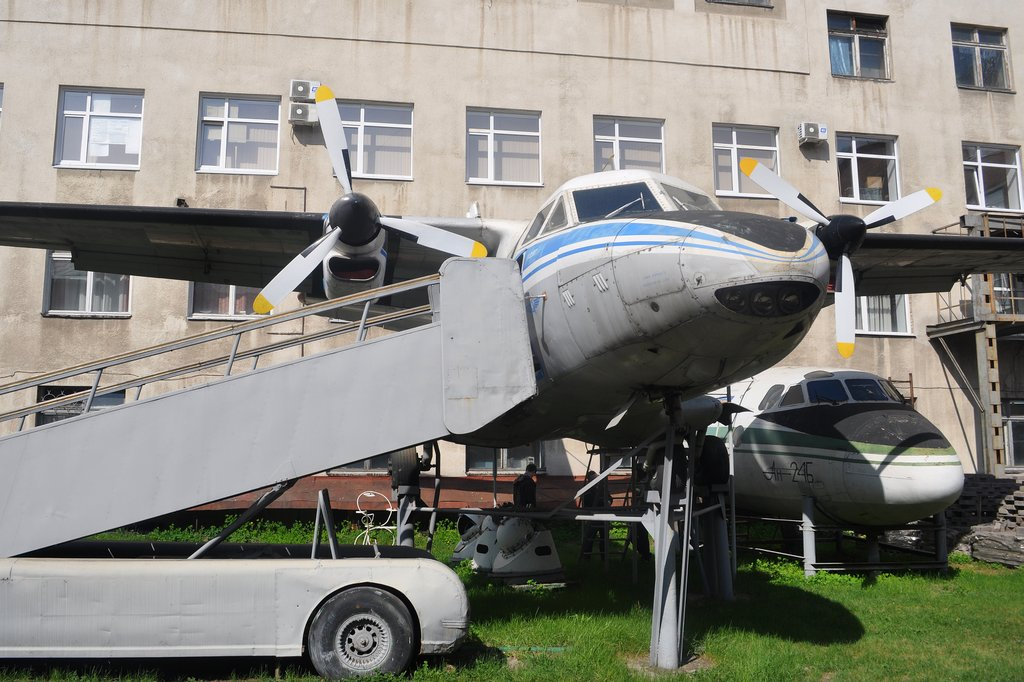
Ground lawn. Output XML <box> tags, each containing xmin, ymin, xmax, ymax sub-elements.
<box><xmin>1</xmin><ymin>520</ymin><xmax>1021</xmax><ymax>681</ymax></box>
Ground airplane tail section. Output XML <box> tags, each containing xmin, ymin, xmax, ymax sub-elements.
<box><xmin>0</xmin><ymin>258</ymin><xmax>536</xmax><ymax>558</ymax></box>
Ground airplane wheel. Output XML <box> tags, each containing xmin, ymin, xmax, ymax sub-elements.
<box><xmin>307</xmin><ymin>587</ymin><xmax>415</xmax><ymax>678</ymax></box>
<box><xmin>696</xmin><ymin>436</ymin><xmax>730</xmax><ymax>486</ymax></box>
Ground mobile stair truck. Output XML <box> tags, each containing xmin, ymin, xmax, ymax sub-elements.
<box><xmin>0</xmin><ymin>258</ymin><xmax>536</xmax><ymax>678</ymax></box>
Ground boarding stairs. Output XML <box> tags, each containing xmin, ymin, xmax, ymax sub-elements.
<box><xmin>0</xmin><ymin>258</ymin><xmax>536</xmax><ymax>558</ymax></box>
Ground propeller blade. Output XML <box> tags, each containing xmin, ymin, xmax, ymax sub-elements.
<box><xmin>835</xmin><ymin>253</ymin><xmax>856</xmax><ymax>358</ymax></box>
<box><xmin>863</xmin><ymin>188</ymin><xmax>942</xmax><ymax>228</ymax></box>
<box><xmin>253</xmin><ymin>227</ymin><xmax>341</xmax><ymax>314</ymax></box>
<box><xmin>605</xmin><ymin>392</ymin><xmax>639</xmax><ymax>430</ymax></box>
<box><xmin>314</xmin><ymin>85</ymin><xmax>353</xmax><ymax>194</ymax></box>
<box><xmin>739</xmin><ymin>158</ymin><xmax>830</xmax><ymax>225</ymax></box>
<box><xmin>381</xmin><ymin>216</ymin><xmax>487</xmax><ymax>257</ymax></box>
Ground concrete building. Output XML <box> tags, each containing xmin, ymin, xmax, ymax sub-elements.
<box><xmin>1</xmin><ymin>1</ymin><xmax>1022</xmax><ymax>509</ymax></box>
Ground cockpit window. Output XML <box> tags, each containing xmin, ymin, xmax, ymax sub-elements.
<box><xmin>539</xmin><ymin>197</ymin><xmax>569</xmax><ymax>237</ymax></box>
<box><xmin>524</xmin><ymin>200</ymin><xmax>554</xmax><ymax>243</ymax></box>
<box><xmin>573</xmin><ymin>182</ymin><xmax>659</xmax><ymax>223</ymax></box>
<box><xmin>846</xmin><ymin>378</ymin><xmax>891</xmax><ymax>402</ymax></box>
<box><xmin>758</xmin><ymin>384</ymin><xmax>785</xmax><ymax>411</ymax></box>
<box><xmin>779</xmin><ymin>384</ymin><xmax>805</xmax><ymax>407</ymax></box>
<box><xmin>881</xmin><ymin>379</ymin><xmax>907</xmax><ymax>403</ymax></box>
<box><xmin>806</xmin><ymin>379</ymin><xmax>848</xmax><ymax>405</ymax></box>
<box><xmin>663</xmin><ymin>184</ymin><xmax>718</xmax><ymax>211</ymax></box>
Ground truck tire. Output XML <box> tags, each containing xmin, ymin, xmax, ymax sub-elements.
<box><xmin>307</xmin><ymin>587</ymin><xmax>416</xmax><ymax>678</ymax></box>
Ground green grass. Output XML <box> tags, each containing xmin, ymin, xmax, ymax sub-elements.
<box><xmin>2</xmin><ymin>521</ymin><xmax>1022</xmax><ymax>681</ymax></box>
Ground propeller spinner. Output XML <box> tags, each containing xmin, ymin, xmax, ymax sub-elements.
<box><xmin>739</xmin><ymin>158</ymin><xmax>941</xmax><ymax>358</ymax></box>
<box><xmin>253</xmin><ymin>85</ymin><xmax>487</xmax><ymax>314</ymax></box>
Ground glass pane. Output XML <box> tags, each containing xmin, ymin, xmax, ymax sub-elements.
<box><xmin>982</xmin><ymin>165</ymin><xmax>1020</xmax><ymax>209</ymax></box>
<box><xmin>224</xmin><ymin>121</ymin><xmax>277</xmax><ymax>170</ymax></box>
<box><xmin>494</xmin><ymin>133</ymin><xmax>539</xmax><ymax>183</ymax></box>
<box><xmin>87</xmin><ymin>117</ymin><xmax>141</xmax><ymax>165</ymax></box>
<box><xmin>619</xmin><ymin>140</ymin><xmax>662</xmax><ymax>171</ymax></box>
<box><xmin>466</xmin><ymin>445</ymin><xmax>496</xmax><ymax>470</ymax></box>
<box><xmin>978</xmin><ymin>29</ymin><xmax>1004</xmax><ymax>45</ymax></box>
<box><xmin>859</xmin><ymin>38</ymin><xmax>886</xmax><ymax>78</ymax></box>
<box><xmin>363</xmin><ymin>125</ymin><xmax>412</xmax><ymax>176</ymax></box>
<box><xmin>594</xmin><ymin>139</ymin><xmax>614</xmax><ymax>172</ymax></box>
<box><xmin>858</xmin><ymin>157</ymin><xmax>895</xmax><ymax>201</ymax></box>
<box><xmin>829</xmin><ymin>35</ymin><xmax>855</xmax><ymax>76</ymax></box>
<box><xmin>202</xmin><ymin>97</ymin><xmax>226</xmax><ymax>118</ymax></box>
<box><xmin>951</xmin><ymin>26</ymin><xmax>974</xmax><ymax>42</ymax></box>
<box><xmin>1011</xmin><ymin>422</ymin><xmax>1024</xmax><ymax>467</ymax></box>
<box><xmin>234</xmin><ymin>286</ymin><xmax>259</xmax><ymax>315</ymax></box>
<box><xmin>60</xmin><ymin>116</ymin><xmax>84</xmax><ymax>162</ymax></box>
<box><xmin>340</xmin><ymin>104</ymin><xmax>361</xmax><ymax>122</ymax></box>
<box><xmin>952</xmin><ymin>46</ymin><xmax>978</xmax><ymax>86</ymax></box>
<box><xmin>856</xmin><ymin>15</ymin><xmax>886</xmax><ymax>32</ymax></box>
<box><xmin>573</xmin><ymin>182</ymin><xmax>657</xmax><ymax>223</ymax></box>
<box><xmin>618</xmin><ymin>120</ymin><xmax>661</xmax><ymax>141</ymax></box>
<box><xmin>505</xmin><ymin>444</ymin><xmax>536</xmax><ymax>471</ymax></box>
<box><xmin>980</xmin><ymin>147</ymin><xmax>1015</xmax><ymax>165</ymax></box>
<box><xmin>827</xmin><ymin>14</ymin><xmax>851</xmax><ymax>31</ymax></box>
<box><xmin>48</xmin><ymin>259</ymin><xmax>87</xmax><ymax>312</ymax></box>
<box><xmin>63</xmin><ymin>91</ymin><xmax>88</xmax><ymax>112</ymax></box>
<box><xmin>192</xmin><ymin>282</ymin><xmax>230</xmax><ymax>314</ymax></box>
<box><xmin>229</xmin><ymin>99</ymin><xmax>278</xmax><ymax>121</ymax></box>
<box><xmin>836</xmin><ymin>135</ymin><xmax>853</xmax><ymax>154</ymax></box>
<box><xmin>980</xmin><ymin>49</ymin><xmax>1008</xmax><ymax>89</ymax></box>
<box><xmin>713</xmin><ymin>148</ymin><xmax>734</xmax><ymax>192</ymax></box>
<box><xmin>964</xmin><ymin>167</ymin><xmax>981</xmax><ymax>206</ymax></box>
<box><xmin>541</xmin><ymin>199</ymin><xmax>567</xmax><ymax>235</ymax></box>
<box><xmin>466</xmin><ymin>133</ymin><xmax>488</xmax><ymax>180</ymax></box>
<box><xmin>711</xmin><ymin>125</ymin><xmax>733</xmax><ymax>145</ymax></box>
<box><xmin>364</xmin><ymin>105</ymin><xmax>411</xmax><ymax>126</ymax></box>
<box><xmin>846</xmin><ymin>378</ymin><xmax>888</xmax><ymax>401</ymax></box>
<box><xmin>807</xmin><ymin>380</ymin><xmax>848</xmax><ymax>404</ymax></box>
<box><xmin>737</xmin><ymin>148</ymin><xmax>775</xmax><ymax>194</ymax></box>
<box><xmin>108</xmin><ymin>93</ymin><xmax>142</xmax><ymax>115</ymax></box>
<box><xmin>838</xmin><ymin>157</ymin><xmax>855</xmax><ymax>198</ymax></box>
<box><xmin>864</xmin><ymin>294</ymin><xmax>907</xmax><ymax>332</ymax></box>
<box><xmin>199</xmin><ymin>123</ymin><xmax>223</xmax><ymax>167</ymax></box>
<box><xmin>857</xmin><ymin>138</ymin><xmax>893</xmax><ymax>156</ymax></box>
<box><xmin>493</xmin><ymin>113</ymin><xmax>539</xmax><ymax>133</ymax></box>
<box><xmin>466</xmin><ymin>110</ymin><xmax>490</xmax><ymax>131</ymax></box>
<box><xmin>593</xmin><ymin>118</ymin><xmax>615</xmax><ymax>137</ymax></box>
<box><xmin>735</xmin><ymin>128</ymin><xmax>775</xmax><ymax>148</ymax></box>
<box><xmin>90</xmin><ymin>272</ymin><xmax>129</xmax><ymax>313</ymax></box>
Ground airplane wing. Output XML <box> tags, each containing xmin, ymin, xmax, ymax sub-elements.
<box><xmin>850</xmin><ymin>232</ymin><xmax>1024</xmax><ymax>296</ymax></box>
<box><xmin>0</xmin><ymin>202</ymin><xmax>524</xmax><ymax>296</ymax></box>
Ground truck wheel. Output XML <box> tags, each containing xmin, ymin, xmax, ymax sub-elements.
<box><xmin>307</xmin><ymin>587</ymin><xmax>415</xmax><ymax>678</ymax></box>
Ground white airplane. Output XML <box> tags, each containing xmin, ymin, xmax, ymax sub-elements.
<box><xmin>713</xmin><ymin>367</ymin><xmax>964</xmax><ymax>528</ymax></box>
<box><xmin>3</xmin><ymin>84</ymin><xmax>1024</xmax><ymax>452</ymax></box>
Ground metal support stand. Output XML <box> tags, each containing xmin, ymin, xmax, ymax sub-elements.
<box><xmin>312</xmin><ymin>488</ymin><xmax>342</xmax><ymax>559</ymax></box>
<box><xmin>802</xmin><ymin>496</ymin><xmax>817</xmax><ymax>577</ymax></box>
<box><xmin>189</xmin><ymin>480</ymin><xmax>295</xmax><ymax>559</ymax></box>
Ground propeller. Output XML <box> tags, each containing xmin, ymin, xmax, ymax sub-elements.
<box><xmin>253</xmin><ymin>85</ymin><xmax>487</xmax><ymax>313</ymax></box>
<box><xmin>739</xmin><ymin>158</ymin><xmax>941</xmax><ymax>358</ymax></box>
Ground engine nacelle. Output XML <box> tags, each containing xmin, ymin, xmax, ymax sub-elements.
<box><xmin>321</xmin><ymin>228</ymin><xmax>387</xmax><ymax>300</ymax></box>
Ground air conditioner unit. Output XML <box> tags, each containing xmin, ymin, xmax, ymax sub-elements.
<box><xmin>289</xmin><ymin>79</ymin><xmax>320</xmax><ymax>101</ymax></box>
<box><xmin>288</xmin><ymin>102</ymin><xmax>319</xmax><ymax>126</ymax></box>
<box><xmin>797</xmin><ymin>122</ymin><xmax>828</xmax><ymax>145</ymax></box>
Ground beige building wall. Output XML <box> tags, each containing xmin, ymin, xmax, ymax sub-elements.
<box><xmin>1</xmin><ymin>1</ymin><xmax>1022</xmax><ymax>477</ymax></box>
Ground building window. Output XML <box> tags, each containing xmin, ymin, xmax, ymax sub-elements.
<box><xmin>593</xmin><ymin>117</ymin><xmax>664</xmax><ymax>172</ymax></box>
<box><xmin>706</xmin><ymin>0</ymin><xmax>772</xmax><ymax>6</ymax></box>
<box><xmin>36</xmin><ymin>386</ymin><xmax>125</xmax><ymax>427</ymax></box>
<box><xmin>837</xmin><ymin>134</ymin><xmax>898</xmax><ymax>203</ymax></box>
<box><xmin>827</xmin><ymin>12</ymin><xmax>888</xmax><ymax>80</ymax></box>
<box><xmin>855</xmin><ymin>294</ymin><xmax>909</xmax><ymax>335</ymax></box>
<box><xmin>44</xmin><ymin>251</ymin><xmax>130</xmax><ymax>316</ymax></box>
<box><xmin>0</xmin><ymin>84</ymin><xmax>4</xmax><ymax>127</ymax></box>
<box><xmin>1002</xmin><ymin>401</ymin><xmax>1024</xmax><ymax>468</ymax></box>
<box><xmin>339</xmin><ymin>102</ymin><xmax>413</xmax><ymax>180</ymax></box>
<box><xmin>55</xmin><ymin>88</ymin><xmax>143</xmax><ymax>169</ymax></box>
<box><xmin>963</xmin><ymin>144</ymin><xmax>1022</xmax><ymax>211</ymax></box>
<box><xmin>336</xmin><ymin>452</ymin><xmax>393</xmax><ymax>472</ymax></box>
<box><xmin>952</xmin><ymin>25</ymin><xmax>1011</xmax><ymax>91</ymax></box>
<box><xmin>466</xmin><ymin>109</ymin><xmax>541</xmax><ymax>185</ymax></box>
<box><xmin>466</xmin><ymin>442</ymin><xmax>546</xmax><ymax>472</ymax></box>
<box><xmin>712</xmin><ymin>124</ymin><xmax>778</xmax><ymax>196</ymax></box>
<box><xmin>189</xmin><ymin>283</ymin><xmax>263</xmax><ymax>319</ymax></box>
<box><xmin>197</xmin><ymin>95</ymin><xmax>280</xmax><ymax>173</ymax></box>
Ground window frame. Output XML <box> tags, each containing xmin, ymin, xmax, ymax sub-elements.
<box><xmin>712</xmin><ymin>124</ymin><xmax>780</xmax><ymax>198</ymax></box>
<box><xmin>854</xmin><ymin>294</ymin><xmax>912</xmax><ymax>337</ymax></box>
<box><xmin>43</xmin><ymin>250</ymin><xmax>132</xmax><ymax>318</ymax></box>
<box><xmin>466</xmin><ymin>442</ymin><xmax>546</xmax><ymax>474</ymax></box>
<box><xmin>836</xmin><ymin>133</ymin><xmax>900</xmax><ymax>205</ymax></box>
<box><xmin>951</xmin><ymin>24</ymin><xmax>1013</xmax><ymax>92</ymax></box>
<box><xmin>188</xmin><ymin>282</ymin><xmax>265</xmax><ymax>321</ymax></box>
<box><xmin>962</xmin><ymin>143</ymin><xmax>1023</xmax><ymax>212</ymax></box>
<box><xmin>466</xmin><ymin>108</ymin><xmax>542</xmax><ymax>187</ymax></box>
<box><xmin>339</xmin><ymin>100</ymin><xmax>414</xmax><ymax>181</ymax></box>
<box><xmin>593</xmin><ymin>116</ymin><xmax>665</xmax><ymax>173</ymax></box>
<box><xmin>54</xmin><ymin>87</ymin><xmax>144</xmax><ymax>170</ymax></box>
<box><xmin>196</xmin><ymin>94</ymin><xmax>281</xmax><ymax>175</ymax></box>
<box><xmin>827</xmin><ymin>11</ymin><xmax>890</xmax><ymax>81</ymax></box>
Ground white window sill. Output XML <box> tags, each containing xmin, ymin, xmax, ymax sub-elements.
<box><xmin>467</xmin><ymin>179</ymin><xmax>544</xmax><ymax>188</ymax></box>
<box><xmin>196</xmin><ymin>168</ymin><xmax>278</xmax><ymax>176</ymax></box>
<box><xmin>188</xmin><ymin>314</ymin><xmax>263</xmax><ymax>322</ymax></box>
<box><xmin>323</xmin><ymin>470</ymin><xmax>390</xmax><ymax>476</ymax></box>
<box><xmin>956</xmin><ymin>85</ymin><xmax>1016</xmax><ymax>95</ymax></box>
<box><xmin>840</xmin><ymin>197</ymin><xmax>891</xmax><ymax>206</ymax></box>
<box><xmin>465</xmin><ymin>469</ymin><xmax>546</xmax><ymax>476</ymax></box>
<box><xmin>54</xmin><ymin>163</ymin><xmax>140</xmax><ymax>171</ymax></box>
<box><xmin>854</xmin><ymin>331</ymin><xmax>914</xmax><ymax>338</ymax></box>
<box><xmin>715</xmin><ymin>191</ymin><xmax>776</xmax><ymax>199</ymax></box>
<box><xmin>352</xmin><ymin>173</ymin><xmax>414</xmax><ymax>182</ymax></box>
<box><xmin>43</xmin><ymin>312</ymin><xmax>132</xmax><ymax>319</ymax></box>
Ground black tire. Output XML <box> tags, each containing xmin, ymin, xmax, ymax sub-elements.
<box><xmin>307</xmin><ymin>587</ymin><xmax>416</xmax><ymax>679</ymax></box>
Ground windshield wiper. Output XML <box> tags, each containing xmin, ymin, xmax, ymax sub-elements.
<box><xmin>604</xmin><ymin>195</ymin><xmax>645</xmax><ymax>219</ymax></box>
